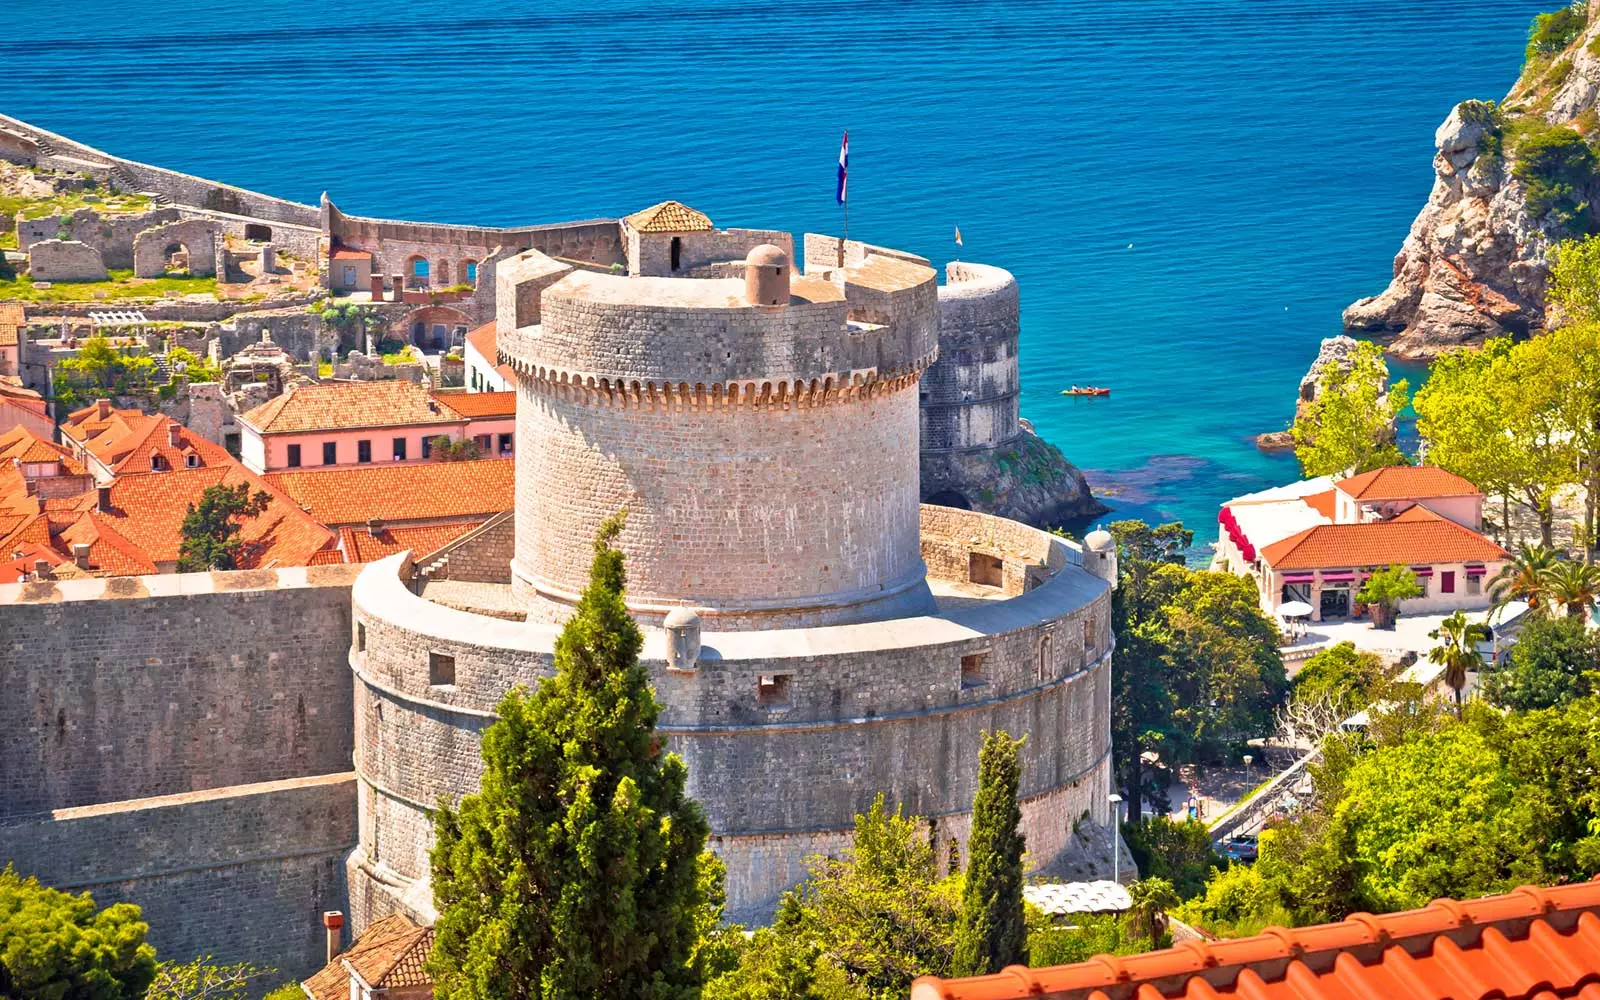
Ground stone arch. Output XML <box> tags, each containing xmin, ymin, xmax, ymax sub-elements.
<box><xmin>399</xmin><ymin>305</ymin><xmax>473</xmax><ymax>351</ymax></box>
<box><xmin>133</xmin><ymin>218</ymin><xmax>221</xmax><ymax>278</ymax></box>
<box><xmin>406</xmin><ymin>254</ymin><xmax>429</xmax><ymax>288</ymax></box>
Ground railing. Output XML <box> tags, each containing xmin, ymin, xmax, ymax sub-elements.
<box><xmin>1206</xmin><ymin>748</ymin><xmax>1319</xmax><ymax>845</ymax></box>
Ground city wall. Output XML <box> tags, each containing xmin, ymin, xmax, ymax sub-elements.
<box><xmin>0</xmin><ymin>773</ymin><xmax>356</xmax><ymax>981</ymax></box>
<box><xmin>0</xmin><ymin>566</ymin><xmax>360</xmax><ymax>817</ymax></box>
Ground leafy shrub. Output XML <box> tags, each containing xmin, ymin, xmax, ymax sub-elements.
<box><xmin>1120</xmin><ymin>817</ymin><xmax>1225</xmax><ymax>901</ymax></box>
<box><xmin>1511</xmin><ymin>119</ymin><xmax>1597</xmax><ymax>230</ymax></box>
<box><xmin>1527</xmin><ymin>3</ymin><xmax>1588</xmax><ymax>62</ymax></box>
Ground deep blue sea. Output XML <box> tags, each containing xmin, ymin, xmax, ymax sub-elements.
<box><xmin>10</xmin><ymin>0</ymin><xmax>1544</xmax><ymax>541</ymax></box>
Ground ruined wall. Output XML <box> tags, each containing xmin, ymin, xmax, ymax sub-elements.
<box><xmin>27</xmin><ymin>239</ymin><xmax>107</xmax><ymax>281</ymax></box>
<box><xmin>0</xmin><ymin>774</ymin><xmax>355</xmax><ymax>981</ymax></box>
<box><xmin>177</xmin><ymin>206</ymin><xmax>321</xmax><ymax>261</ymax></box>
<box><xmin>133</xmin><ymin>218</ymin><xmax>222</xmax><ymax>277</ymax></box>
<box><xmin>0</xmin><ymin>567</ymin><xmax>360</xmax><ymax>817</ymax></box>
<box><xmin>629</xmin><ymin>227</ymin><xmax>794</xmax><ymax>277</ymax></box>
<box><xmin>15</xmin><ymin>206</ymin><xmax>179</xmax><ymax>268</ymax></box>
<box><xmin>425</xmin><ymin>511</ymin><xmax>514</xmax><ymax>583</ymax></box>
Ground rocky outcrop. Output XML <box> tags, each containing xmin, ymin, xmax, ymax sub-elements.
<box><xmin>1344</xmin><ymin>4</ymin><xmax>1600</xmax><ymax>358</ymax></box>
<box><xmin>1259</xmin><ymin>336</ymin><xmax>1394</xmax><ymax>451</ymax></box>
<box><xmin>921</xmin><ymin>421</ymin><xmax>1107</xmax><ymax>528</ymax></box>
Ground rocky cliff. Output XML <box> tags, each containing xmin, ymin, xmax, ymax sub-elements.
<box><xmin>1345</xmin><ymin>1</ymin><xmax>1600</xmax><ymax>358</ymax></box>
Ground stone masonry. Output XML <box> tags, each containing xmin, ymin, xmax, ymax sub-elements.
<box><xmin>26</xmin><ymin>239</ymin><xmax>108</xmax><ymax>281</ymax></box>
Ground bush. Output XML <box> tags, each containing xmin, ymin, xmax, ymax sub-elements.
<box><xmin>1120</xmin><ymin>817</ymin><xmax>1225</xmax><ymax>901</ymax></box>
<box><xmin>1527</xmin><ymin>3</ymin><xmax>1588</xmax><ymax>62</ymax></box>
<box><xmin>1511</xmin><ymin>119</ymin><xmax>1597</xmax><ymax>231</ymax></box>
<box><xmin>1026</xmin><ymin>913</ymin><xmax>1155</xmax><ymax>966</ymax></box>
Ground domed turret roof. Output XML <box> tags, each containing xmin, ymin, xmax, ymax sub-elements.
<box><xmin>745</xmin><ymin>243</ymin><xmax>788</xmax><ymax>267</ymax></box>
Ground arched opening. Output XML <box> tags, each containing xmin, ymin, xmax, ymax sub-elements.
<box><xmin>162</xmin><ymin>242</ymin><xmax>191</xmax><ymax>275</ymax></box>
<box><xmin>243</xmin><ymin>223</ymin><xmax>272</xmax><ymax>242</ymax></box>
<box><xmin>407</xmin><ymin>255</ymin><xmax>429</xmax><ymax>288</ymax></box>
<box><xmin>461</xmin><ymin>259</ymin><xmax>479</xmax><ymax>287</ymax></box>
<box><xmin>926</xmin><ymin>489</ymin><xmax>971</xmax><ymax>510</ymax></box>
<box><xmin>670</xmin><ymin>237</ymin><xmax>682</xmax><ymax>271</ymax></box>
<box><xmin>436</xmin><ymin>260</ymin><xmax>450</xmax><ymax>285</ymax></box>
<box><xmin>411</xmin><ymin>321</ymin><xmax>427</xmax><ymax>347</ymax></box>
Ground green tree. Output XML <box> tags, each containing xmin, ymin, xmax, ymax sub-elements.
<box><xmin>165</xmin><ymin>346</ymin><xmax>223</xmax><ymax>385</ymax></box>
<box><xmin>1356</xmin><ymin>564</ymin><xmax>1422</xmax><ymax>629</ymax></box>
<box><xmin>0</xmin><ymin>866</ymin><xmax>157</xmax><ymax>1000</ymax></box>
<box><xmin>1511</xmin><ymin>120</ymin><xmax>1597</xmax><ymax>231</ymax></box>
<box><xmin>429</xmin><ymin>435</ymin><xmax>484</xmax><ymax>462</ymax></box>
<box><xmin>1426</xmin><ymin>611</ymin><xmax>1491</xmax><ymax>711</ymax></box>
<box><xmin>147</xmin><ymin>957</ymin><xmax>281</xmax><ymax>1000</ymax></box>
<box><xmin>1125</xmin><ymin>877</ymin><xmax>1178</xmax><ymax>945</ymax></box>
<box><xmin>176</xmin><ymin>483</ymin><xmax>271</xmax><ymax>572</ymax></box>
<box><xmin>952</xmin><ymin>731</ymin><xmax>1027</xmax><ymax>977</ymax></box>
<box><xmin>1484</xmin><ymin>614</ymin><xmax>1598</xmax><ymax>710</ymax></box>
<box><xmin>1291</xmin><ymin>642</ymin><xmax>1392</xmax><ymax>714</ymax></box>
<box><xmin>314</xmin><ymin>300</ymin><xmax>381</xmax><ymax>353</ymax></box>
<box><xmin>52</xmin><ymin>336</ymin><xmax>162</xmax><ymax>414</ymax></box>
<box><xmin>1548</xmin><ymin>231</ymin><xmax>1600</xmax><ymax>325</ymax></box>
<box><xmin>1291</xmin><ymin>341</ymin><xmax>1408</xmax><ymax>478</ymax></box>
<box><xmin>1542</xmin><ymin>558</ymin><xmax>1600</xmax><ymax>617</ymax></box>
<box><xmin>427</xmin><ymin>514</ymin><xmax>717</xmax><ymax>1000</ymax></box>
<box><xmin>1119</xmin><ymin>817</ymin><xmax>1223</xmax><ymax>901</ymax></box>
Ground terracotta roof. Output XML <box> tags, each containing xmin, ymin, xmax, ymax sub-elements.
<box><xmin>1303</xmin><ymin>490</ymin><xmax>1337</xmax><ymax>520</ymax></box>
<box><xmin>339</xmin><ymin>520</ymin><xmax>482</xmax><ymax>563</ymax></box>
<box><xmin>62</xmin><ymin>401</ymin><xmax>146</xmax><ymax>444</ymax></box>
<box><xmin>1338</xmin><ymin>465</ymin><xmax>1481</xmax><ymax>501</ymax></box>
<box><xmin>240</xmin><ymin>380</ymin><xmax>466</xmax><ymax>435</ymax></box>
<box><xmin>436</xmin><ymin>391</ymin><xmax>514</xmax><ymax>418</ymax></box>
<box><xmin>330</xmin><ymin>247</ymin><xmax>372</xmax><ymax>260</ymax></box>
<box><xmin>0</xmin><ymin>541</ymin><xmax>69</xmax><ymax>583</ymax></box>
<box><xmin>1261</xmin><ymin>509</ymin><xmax>1508</xmax><ymax>570</ymax></box>
<box><xmin>911</xmin><ymin>879</ymin><xmax>1600</xmax><ymax>1000</ymax></box>
<box><xmin>56</xmin><ymin>511</ymin><xmax>158</xmax><ymax>576</ymax></box>
<box><xmin>464</xmin><ymin>320</ymin><xmax>496</xmax><ymax>362</ymax></box>
<box><xmin>303</xmin><ymin>914</ymin><xmax>434</xmax><ymax>1000</ymax></box>
<box><xmin>0</xmin><ymin>303</ymin><xmax>23</xmax><ymax>348</ymax></box>
<box><xmin>624</xmin><ymin>200</ymin><xmax>712</xmax><ymax>233</ymax></box>
<box><xmin>69</xmin><ymin>412</ymin><xmax>232</xmax><ymax>476</ymax></box>
<box><xmin>263</xmin><ymin>458</ymin><xmax>513</xmax><ymax>526</ymax></box>
<box><xmin>0</xmin><ymin>380</ymin><xmax>47</xmax><ymax>413</ymax></box>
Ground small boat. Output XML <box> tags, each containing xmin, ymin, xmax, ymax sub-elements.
<box><xmin>1062</xmin><ymin>386</ymin><xmax>1111</xmax><ymax>397</ymax></box>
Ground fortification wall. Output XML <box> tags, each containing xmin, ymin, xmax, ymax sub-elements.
<box><xmin>0</xmin><ymin>566</ymin><xmax>360</xmax><ymax>817</ymax></box>
<box><xmin>0</xmin><ymin>114</ymin><xmax>319</xmax><ymax>226</ymax></box>
<box><xmin>177</xmin><ymin>206</ymin><xmax>322</xmax><ymax>261</ymax></box>
<box><xmin>923</xmin><ymin>261</ymin><xmax>1021</xmax><ymax>453</ymax></box>
<box><xmin>15</xmin><ymin>206</ymin><xmax>180</xmax><ymax>268</ymax></box>
<box><xmin>629</xmin><ymin>227</ymin><xmax>794</xmax><ymax>277</ymax></box>
<box><xmin>0</xmin><ymin>774</ymin><xmax>356</xmax><ymax>980</ymax></box>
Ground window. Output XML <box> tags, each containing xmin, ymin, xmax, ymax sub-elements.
<box><xmin>498</xmin><ymin>432</ymin><xmax>513</xmax><ymax>455</ymax></box>
<box><xmin>429</xmin><ymin>651</ymin><xmax>456</xmax><ymax>686</ymax></box>
<box><xmin>421</xmin><ymin>436</ymin><xmax>432</xmax><ymax>459</ymax></box>
<box><xmin>757</xmin><ymin>673</ymin><xmax>792</xmax><ymax>708</ymax></box>
<box><xmin>287</xmin><ymin>444</ymin><xmax>301</xmax><ymax>468</ymax></box>
<box><xmin>412</xmin><ymin>258</ymin><xmax>429</xmax><ymax>278</ymax></box>
<box><xmin>1037</xmin><ymin>633</ymin><xmax>1053</xmax><ymax>682</ymax></box>
<box><xmin>1083</xmin><ymin>617</ymin><xmax>1097</xmax><ymax>657</ymax></box>
<box><xmin>960</xmin><ymin>652</ymin><xmax>987</xmax><ymax>689</ymax></box>
<box><xmin>185</xmin><ymin>453</ymin><xmax>198</xmax><ymax>468</ymax></box>
<box><xmin>476</xmin><ymin>434</ymin><xmax>492</xmax><ymax>450</ymax></box>
<box><xmin>392</xmin><ymin>437</ymin><xmax>407</xmax><ymax>461</ymax></box>
<box><xmin>356</xmin><ymin>622</ymin><xmax>366</xmax><ymax>652</ymax></box>
<box><xmin>969</xmin><ymin>552</ymin><xmax>1003</xmax><ymax>588</ymax></box>
<box><xmin>244</xmin><ymin>223</ymin><xmax>272</xmax><ymax>241</ymax></box>
<box><xmin>358</xmin><ymin>440</ymin><xmax>372</xmax><ymax>463</ymax></box>
<box><xmin>323</xmin><ymin>441</ymin><xmax>337</xmax><ymax>465</ymax></box>
<box><xmin>150</xmin><ymin>455</ymin><xmax>164</xmax><ymax>471</ymax></box>
<box><xmin>1467</xmin><ymin>574</ymin><xmax>1481</xmax><ymax>596</ymax></box>
<box><xmin>670</xmin><ymin>236</ymin><xmax>682</xmax><ymax>271</ymax></box>
<box><xmin>1440</xmin><ymin>570</ymin><xmax>1456</xmax><ymax>594</ymax></box>
<box><xmin>465</xmin><ymin>261</ymin><xmax>478</xmax><ymax>284</ymax></box>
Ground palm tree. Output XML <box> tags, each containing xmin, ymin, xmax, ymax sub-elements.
<box><xmin>1488</xmin><ymin>544</ymin><xmax>1558</xmax><ymax>615</ymax></box>
<box><xmin>1540</xmin><ymin>559</ymin><xmax>1600</xmax><ymax>619</ymax></box>
<box><xmin>1427</xmin><ymin>610</ymin><xmax>1490</xmax><ymax>712</ymax></box>
<box><xmin>1126</xmin><ymin>876</ymin><xmax>1179</xmax><ymax>945</ymax></box>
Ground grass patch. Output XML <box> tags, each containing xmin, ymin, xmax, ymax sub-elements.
<box><xmin>380</xmin><ymin>345</ymin><xmax>420</xmax><ymax>364</ymax></box>
<box><xmin>0</xmin><ymin>268</ymin><xmax>218</xmax><ymax>303</ymax></box>
<box><xmin>16</xmin><ymin>190</ymin><xmax>152</xmax><ymax>221</ymax></box>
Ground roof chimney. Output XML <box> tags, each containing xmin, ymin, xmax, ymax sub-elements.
<box><xmin>367</xmin><ymin>517</ymin><xmax>384</xmax><ymax>537</ymax></box>
<box><xmin>96</xmin><ymin>398</ymin><xmax>110</xmax><ymax>420</ymax></box>
<box><xmin>168</xmin><ymin>423</ymin><xmax>182</xmax><ymax>447</ymax></box>
<box><xmin>97</xmin><ymin>485</ymin><xmax>112</xmax><ymax>512</ymax></box>
<box><xmin>72</xmin><ymin>543</ymin><xmax>90</xmax><ymax>569</ymax></box>
<box><xmin>322</xmin><ymin>911</ymin><xmax>344</xmax><ymax>965</ymax></box>
<box><xmin>33</xmin><ymin>558</ymin><xmax>50</xmax><ymax>579</ymax></box>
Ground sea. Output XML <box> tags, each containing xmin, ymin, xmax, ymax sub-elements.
<box><xmin>9</xmin><ymin>0</ymin><xmax>1545</xmax><ymax>551</ymax></box>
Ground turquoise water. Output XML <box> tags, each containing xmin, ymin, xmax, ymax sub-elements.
<box><xmin>11</xmin><ymin>0</ymin><xmax>1542</xmax><ymax>537</ymax></box>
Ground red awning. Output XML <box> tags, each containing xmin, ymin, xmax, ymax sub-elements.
<box><xmin>1320</xmin><ymin>571</ymin><xmax>1356</xmax><ymax>582</ymax></box>
<box><xmin>1281</xmin><ymin>572</ymin><xmax>1315</xmax><ymax>584</ymax></box>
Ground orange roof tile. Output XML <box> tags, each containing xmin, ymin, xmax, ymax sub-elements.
<box><xmin>436</xmin><ymin>391</ymin><xmax>515</xmax><ymax>418</ymax></box>
<box><xmin>67</xmin><ymin>411</ymin><xmax>233</xmax><ymax>476</ymax></box>
<box><xmin>56</xmin><ymin>511</ymin><xmax>159</xmax><ymax>576</ymax></box>
<box><xmin>1261</xmin><ymin>512</ymin><xmax>1508</xmax><ymax>570</ymax></box>
<box><xmin>62</xmin><ymin>401</ymin><xmax>145</xmax><ymax>445</ymax></box>
<box><xmin>1303</xmin><ymin>490</ymin><xmax>1337</xmax><ymax>520</ymax></box>
<box><xmin>0</xmin><ymin>380</ymin><xmax>47</xmax><ymax>413</ymax></box>
<box><xmin>1337</xmin><ymin>465</ymin><xmax>1481</xmax><ymax>501</ymax></box>
<box><xmin>0</xmin><ymin>541</ymin><xmax>68</xmax><ymax>583</ymax></box>
<box><xmin>911</xmin><ymin>879</ymin><xmax>1600</xmax><ymax>1000</ymax></box>
<box><xmin>303</xmin><ymin>914</ymin><xmax>434</xmax><ymax>1000</ymax></box>
<box><xmin>240</xmin><ymin>380</ymin><xmax>466</xmax><ymax>435</ymax></box>
<box><xmin>263</xmin><ymin>458</ymin><xmax>513</xmax><ymax>526</ymax></box>
<box><xmin>624</xmin><ymin>199</ymin><xmax>712</xmax><ymax>233</ymax></box>
<box><xmin>0</xmin><ymin>426</ymin><xmax>73</xmax><ymax>466</ymax></box>
<box><xmin>339</xmin><ymin>520</ymin><xmax>481</xmax><ymax>563</ymax></box>
<box><xmin>330</xmin><ymin>247</ymin><xmax>371</xmax><ymax>260</ymax></box>
<box><xmin>0</xmin><ymin>303</ymin><xmax>23</xmax><ymax>348</ymax></box>
<box><xmin>465</xmin><ymin>320</ymin><xmax>496</xmax><ymax>362</ymax></box>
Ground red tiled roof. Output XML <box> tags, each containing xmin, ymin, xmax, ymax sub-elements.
<box><xmin>330</xmin><ymin>247</ymin><xmax>372</xmax><ymax>260</ymax></box>
<box><xmin>263</xmin><ymin>458</ymin><xmax>513</xmax><ymax>526</ymax></box>
<box><xmin>241</xmin><ymin>380</ymin><xmax>465</xmax><ymax>435</ymax></box>
<box><xmin>0</xmin><ymin>426</ymin><xmax>80</xmax><ymax>471</ymax></box>
<box><xmin>464</xmin><ymin>320</ymin><xmax>515</xmax><ymax>382</ymax></box>
<box><xmin>436</xmin><ymin>391</ymin><xmax>514</xmax><ymax>418</ymax></box>
<box><xmin>303</xmin><ymin>914</ymin><xmax>434</xmax><ymax>1000</ymax></box>
<box><xmin>1338</xmin><ymin>465</ymin><xmax>1481</xmax><ymax>501</ymax></box>
<box><xmin>1261</xmin><ymin>507</ymin><xmax>1508</xmax><ymax>570</ymax></box>
<box><xmin>624</xmin><ymin>200</ymin><xmax>712</xmax><ymax>233</ymax></box>
<box><xmin>62</xmin><ymin>401</ymin><xmax>146</xmax><ymax>445</ymax></box>
<box><xmin>911</xmin><ymin>879</ymin><xmax>1600</xmax><ymax>1000</ymax></box>
<box><xmin>0</xmin><ymin>303</ymin><xmax>23</xmax><ymax>348</ymax></box>
<box><xmin>0</xmin><ymin>380</ymin><xmax>47</xmax><ymax>414</ymax></box>
<box><xmin>1303</xmin><ymin>490</ymin><xmax>1337</xmax><ymax>520</ymax></box>
<box><xmin>338</xmin><ymin>520</ymin><xmax>481</xmax><ymax>563</ymax></box>
<box><xmin>0</xmin><ymin>541</ymin><xmax>69</xmax><ymax>583</ymax></box>
<box><xmin>71</xmin><ymin>412</ymin><xmax>232</xmax><ymax>476</ymax></box>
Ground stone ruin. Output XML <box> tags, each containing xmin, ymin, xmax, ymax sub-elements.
<box><xmin>26</xmin><ymin>239</ymin><xmax>108</xmax><ymax>281</ymax></box>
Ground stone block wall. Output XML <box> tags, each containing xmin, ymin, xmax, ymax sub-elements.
<box><xmin>133</xmin><ymin>218</ymin><xmax>223</xmax><ymax>278</ymax></box>
<box><xmin>15</xmin><ymin>206</ymin><xmax>180</xmax><ymax>269</ymax></box>
<box><xmin>427</xmin><ymin>512</ymin><xmax>514</xmax><ymax>583</ymax></box>
<box><xmin>0</xmin><ymin>773</ymin><xmax>356</xmax><ymax>980</ymax></box>
<box><xmin>922</xmin><ymin>261</ymin><xmax>1022</xmax><ymax>454</ymax></box>
<box><xmin>27</xmin><ymin>239</ymin><xmax>108</xmax><ymax>281</ymax></box>
<box><xmin>0</xmin><ymin>567</ymin><xmax>360</xmax><ymax>817</ymax></box>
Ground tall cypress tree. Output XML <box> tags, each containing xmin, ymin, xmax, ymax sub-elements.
<box><xmin>951</xmin><ymin>730</ymin><xmax>1028</xmax><ymax>976</ymax></box>
<box><xmin>426</xmin><ymin>514</ymin><xmax>716</xmax><ymax>1000</ymax></box>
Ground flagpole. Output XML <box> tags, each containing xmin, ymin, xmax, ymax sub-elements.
<box><xmin>837</xmin><ymin>130</ymin><xmax>849</xmax><ymax>269</ymax></box>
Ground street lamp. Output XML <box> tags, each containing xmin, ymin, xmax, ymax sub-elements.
<box><xmin>1108</xmin><ymin>793</ymin><xmax>1124</xmax><ymax>883</ymax></box>
<box><xmin>1243</xmin><ymin>754</ymin><xmax>1254</xmax><ymax>770</ymax></box>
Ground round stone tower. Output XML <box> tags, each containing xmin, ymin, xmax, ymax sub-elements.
<box><xmin>921</xmin><ymin>261</ymin><xmax>1020</xmax><ymax>455</ymax></box>
<box><xmin>500</xmin><ymin>247</ymin><xmax>942</xmax><ymax>628</ymax></box>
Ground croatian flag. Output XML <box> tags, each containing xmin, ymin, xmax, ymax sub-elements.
<box><xmin>836</xmin><ymin>131</ymin><xmax>848</xmax><ymax>204</ymax></box>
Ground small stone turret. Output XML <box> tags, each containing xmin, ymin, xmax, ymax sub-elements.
<box><xmin>1083</xmin><ymin>529</ymin><xmax>1117</xmax><ymax>588</ymax></box>
<box><xmin>745</xmin><ymin>244</ymin><xmax>790</xmax><ymax>306</ymax></box>
<box><xmin>664</xmin><ymin>607</ymin><xmax>702</xmax><ymax>671</ymax></box>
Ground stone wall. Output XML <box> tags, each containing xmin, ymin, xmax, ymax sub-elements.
<box><xmin>222</xmin><ymin>307</ymin><xmax>328</xmax><ymax>361</ymax></box>
<box><xmin>0</xmin><ymin>773</ymin><xmax>356</xmax><ymax>980</ymax></box>
<box><xmin>0</xmin><ymin>566</ymin><xmax>360</xmax><ymax>817</ymax></box>
<box><xmin>923</xmin><ymin>262</ymin><xmax>1021</xmax><ymax>453</ymax></box>
<box><xmin>15</xmin><ymin>206</ymin><xmax>180</xmax><ymax>269</ymax></box>
<box><xmin>133</xmin><ymin>218</ymin><xmax>223</xmax><ymax>277</ymax></box>
<box><xmin>424</xmin><ymin>511</ymin><xmax>514</xmax><ymax>583</ymax></box>
<box><xmin>26</xmin><ymin>238</ymin><xmax>108</xmax><ymax>281</ymax></box>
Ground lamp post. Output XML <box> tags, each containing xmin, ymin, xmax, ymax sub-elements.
<box><xmin>1243</xmin><ymin>754</ymin><xmax>1254</xmax><ymax>770</ymax></box>
<box><xmin>1108</xmin><ymin>793</ymin><xmax>1124</xmax><ymax>884</ymax></box>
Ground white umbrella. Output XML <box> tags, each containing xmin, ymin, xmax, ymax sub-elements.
<box><xmin>1278</xmin><ymin>601</ymin><xmax>1313</xmax><ymax>618</ymax></box>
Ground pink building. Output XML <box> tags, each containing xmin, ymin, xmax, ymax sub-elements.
<box><xmin>0</xmin><ymin>304</ymin><xmax>22</xmax><ymax>380</ymax></box>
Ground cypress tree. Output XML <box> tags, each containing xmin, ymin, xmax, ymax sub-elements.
<box><xmin>951</xmin><ymin>730</ymin><xmax>1028</xmax><ymax>976</ymax></box>
<box><xmin>426</xmin><ymin>514</ymin><xmax>716</xmax><ymax>1000</ymax></box>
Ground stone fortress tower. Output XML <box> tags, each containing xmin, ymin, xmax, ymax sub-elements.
<box><xmin>347</xmin><ymin>203</ymin><xmax>1118</xmax><ymax>927</ymax></box>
